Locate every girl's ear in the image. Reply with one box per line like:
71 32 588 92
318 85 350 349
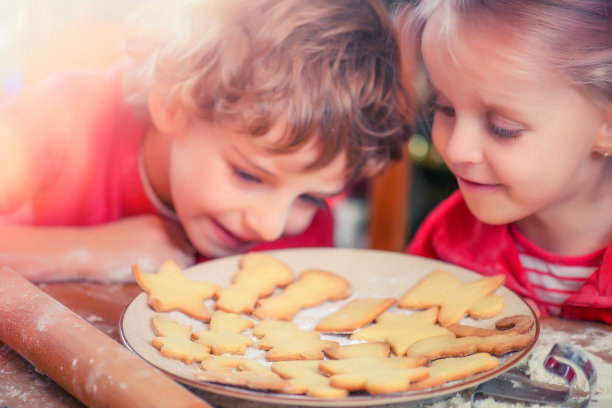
147 87 188 135
593 104 612 157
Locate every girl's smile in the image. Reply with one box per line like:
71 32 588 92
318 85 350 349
456 176 502 194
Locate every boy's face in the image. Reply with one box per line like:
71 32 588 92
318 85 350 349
165 119 347 258
421 9 609 228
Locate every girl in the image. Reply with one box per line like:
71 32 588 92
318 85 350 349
401 0 612 323
0 0 412 281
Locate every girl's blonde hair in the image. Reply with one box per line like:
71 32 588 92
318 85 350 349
399 0 612 109
121 0 413 180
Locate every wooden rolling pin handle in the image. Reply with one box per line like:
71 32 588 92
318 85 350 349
0 266 211 408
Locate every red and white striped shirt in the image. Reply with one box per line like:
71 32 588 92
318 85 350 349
510 224 603 316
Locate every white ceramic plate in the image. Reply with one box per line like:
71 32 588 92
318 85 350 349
120 248 539 407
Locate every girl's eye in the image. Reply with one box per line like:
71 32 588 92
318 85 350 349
431 102 455 117
487 122 522 139
233 167 262 184
298 194 326 207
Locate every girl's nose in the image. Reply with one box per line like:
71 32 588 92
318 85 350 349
443 117 484 165
244 198 291 242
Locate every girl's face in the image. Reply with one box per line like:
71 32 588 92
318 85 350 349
421 10 610 227
166 120 346 258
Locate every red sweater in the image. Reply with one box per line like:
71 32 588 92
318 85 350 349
407 190 612 324
1 67 334 258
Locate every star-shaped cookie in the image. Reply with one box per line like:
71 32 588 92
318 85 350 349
151 315 211 364
318 356 429 395
133 260 220 322
350 307 454 356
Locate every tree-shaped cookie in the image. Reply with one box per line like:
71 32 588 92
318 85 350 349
134 260 220 322
350 307 454 356
318 356 429 395
215 253 294 314
398 270 506 326
151 315 211 364
192 310 254 355
253 269 351 321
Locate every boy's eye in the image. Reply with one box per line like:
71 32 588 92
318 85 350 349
431 102 455 117
298 194 326 207
233 167 262 184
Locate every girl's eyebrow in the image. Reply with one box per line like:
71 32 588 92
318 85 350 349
427 81 444 98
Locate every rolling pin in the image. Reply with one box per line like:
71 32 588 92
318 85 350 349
0 266 212 408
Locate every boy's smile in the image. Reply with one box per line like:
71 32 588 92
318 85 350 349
146 118 347 258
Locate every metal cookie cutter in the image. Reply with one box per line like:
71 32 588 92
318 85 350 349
472 343 597 407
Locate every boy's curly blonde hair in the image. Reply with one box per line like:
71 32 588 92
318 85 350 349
121 0 413 180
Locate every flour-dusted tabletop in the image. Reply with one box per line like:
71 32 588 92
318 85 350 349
1 281 611 408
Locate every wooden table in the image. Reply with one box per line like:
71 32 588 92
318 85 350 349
1 282 611 408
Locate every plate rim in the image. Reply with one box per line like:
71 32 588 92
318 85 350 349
119 247 540 407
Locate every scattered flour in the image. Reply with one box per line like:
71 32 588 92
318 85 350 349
136 297 612 408
421 323 612 408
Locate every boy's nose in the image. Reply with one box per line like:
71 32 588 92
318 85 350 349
244 199 290 242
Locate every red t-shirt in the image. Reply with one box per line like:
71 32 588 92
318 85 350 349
407 190 612 324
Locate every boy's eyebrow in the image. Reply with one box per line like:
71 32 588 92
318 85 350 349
233 147 347 197
233 148 276 177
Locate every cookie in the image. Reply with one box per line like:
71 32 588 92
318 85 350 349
150 315 211 365
215 253 294 314
447 314 535 338
398 270 506 326
192 310 254 355
134 260 220 322
409 353 499 390
271 360 349 398
196 356 291 391
323 342 391 360
318 356 429 395
253 269 351 321
252 319 299 338
315 297 396 333
350 307 455 356
406 332 535 360
254 319 338 361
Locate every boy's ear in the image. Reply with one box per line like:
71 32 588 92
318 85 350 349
593 104 612 157
147 87 188 135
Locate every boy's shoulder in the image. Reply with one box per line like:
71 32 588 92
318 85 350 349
2 66 123 146
34 66 120 118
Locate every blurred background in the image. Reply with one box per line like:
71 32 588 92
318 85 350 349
0 0 457 250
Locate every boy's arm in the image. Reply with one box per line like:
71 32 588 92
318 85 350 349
0 215 196 282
